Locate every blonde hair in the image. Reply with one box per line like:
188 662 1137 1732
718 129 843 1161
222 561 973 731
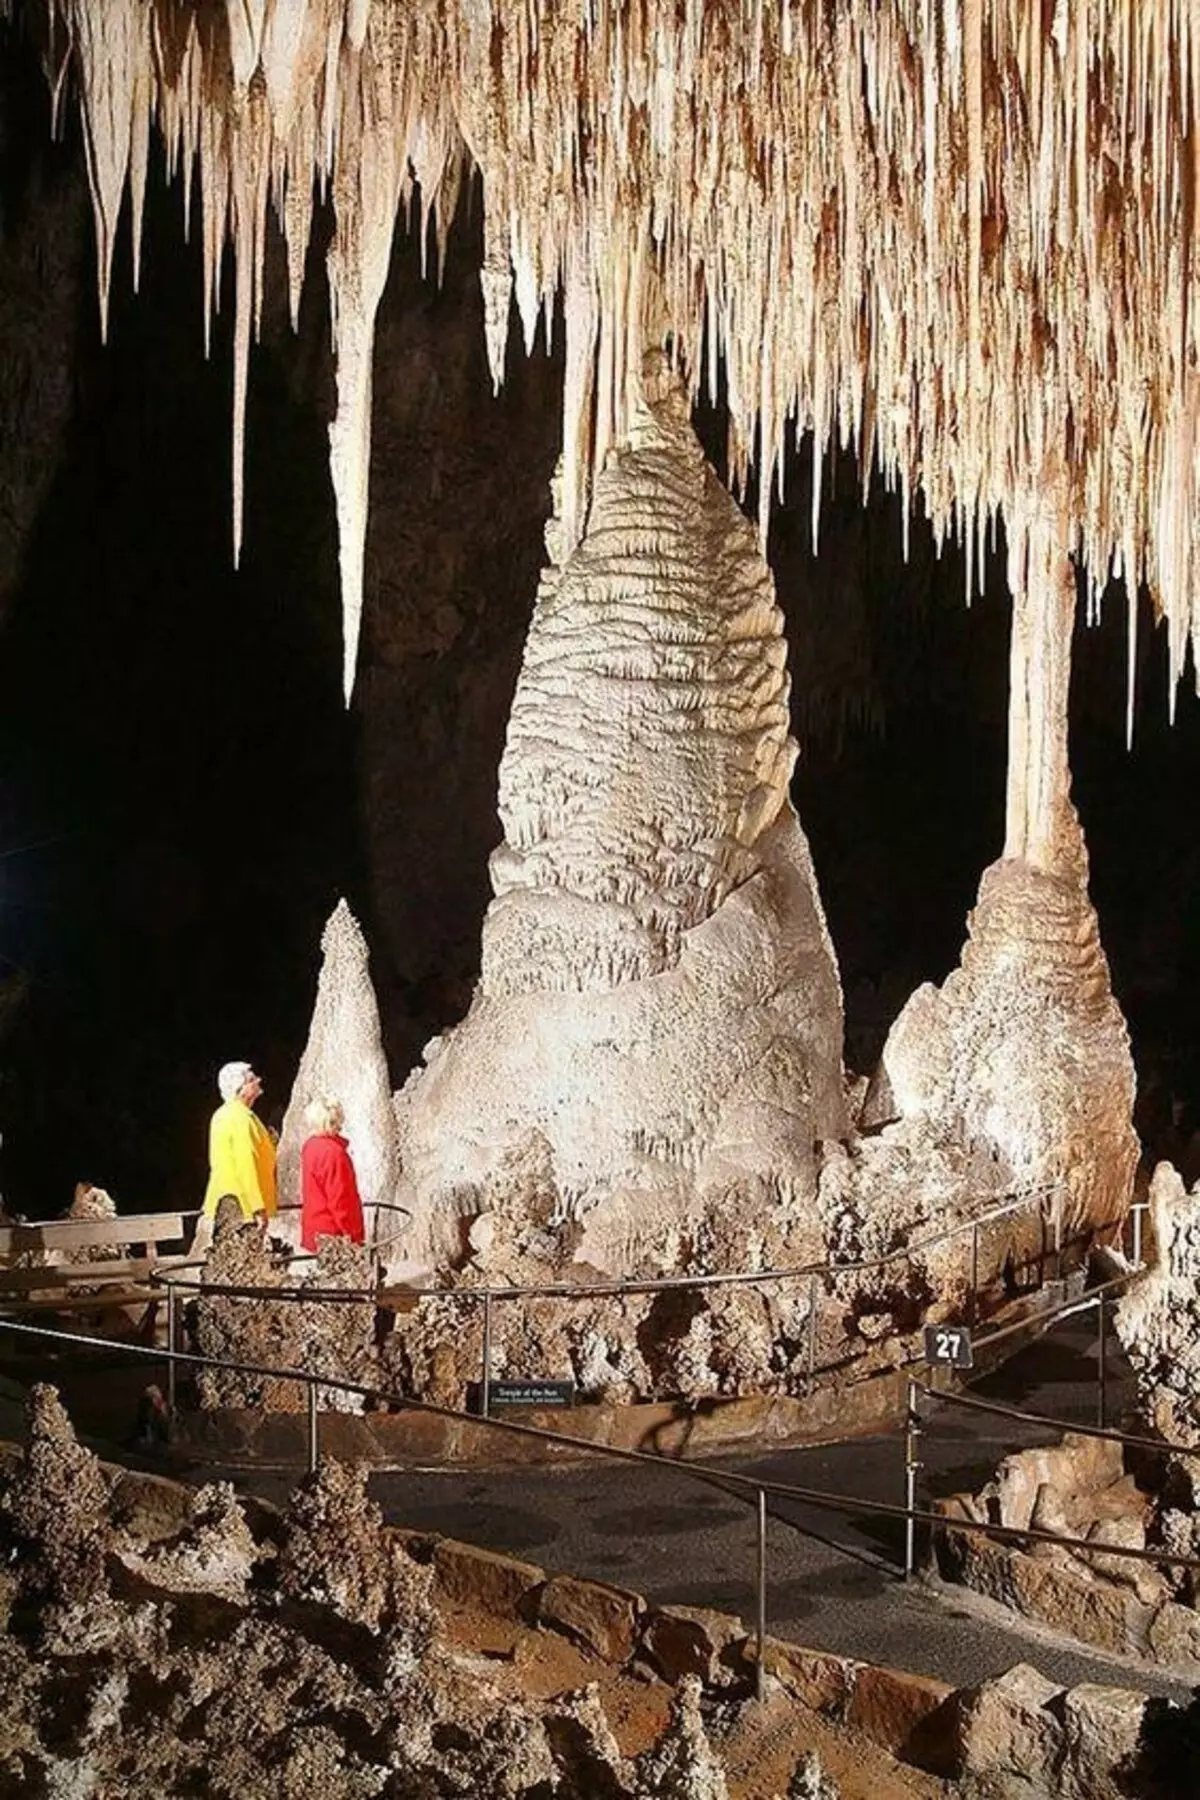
304 1095 344 1136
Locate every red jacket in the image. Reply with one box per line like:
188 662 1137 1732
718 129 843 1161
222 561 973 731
299 1133 366 1253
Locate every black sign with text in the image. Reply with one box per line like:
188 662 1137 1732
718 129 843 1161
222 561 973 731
487 1379 577 1409
923 1323 974 1370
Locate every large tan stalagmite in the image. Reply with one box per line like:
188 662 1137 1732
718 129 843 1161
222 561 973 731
873 481 1137 1236
394 365 846 1275
278 898 399 1247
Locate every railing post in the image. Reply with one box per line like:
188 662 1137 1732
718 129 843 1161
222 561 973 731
480 1290 492 1418
968 1219 980 1328
306 1379 319 1475
1132 1202 1144 1271
755 1486 768 1701
1054 1189 1065 1286
805 1272 818 1398
904 1377 921 1580
166 1283 178 1419
1097 1294 1108 1430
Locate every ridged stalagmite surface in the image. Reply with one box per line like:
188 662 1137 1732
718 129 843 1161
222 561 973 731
33 3 1200 705
278 898 398 1246
395 372 846 1273
872 490 1137 1236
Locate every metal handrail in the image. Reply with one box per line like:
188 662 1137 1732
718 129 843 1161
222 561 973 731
914 1375 1200 1462
155 1182 1061 1306
152 1182 1080 1413
1 1295 1197 1707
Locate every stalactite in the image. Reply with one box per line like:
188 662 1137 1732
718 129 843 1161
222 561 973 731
34 1 1200 708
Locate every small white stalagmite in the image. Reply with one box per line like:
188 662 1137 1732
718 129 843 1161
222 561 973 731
278 898 399 1251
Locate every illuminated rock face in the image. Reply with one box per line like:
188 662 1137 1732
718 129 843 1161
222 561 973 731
395 376 846 1273
278 899 399 1248
867 496 1137 1240
1116 1162 1200 1447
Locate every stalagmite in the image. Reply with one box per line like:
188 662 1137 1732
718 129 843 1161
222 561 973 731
278 898 399 1249
34 4 1200 710
393 355 846 1275
869 472 1138 1238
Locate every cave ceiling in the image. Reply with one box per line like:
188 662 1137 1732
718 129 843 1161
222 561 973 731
16 0 1200 717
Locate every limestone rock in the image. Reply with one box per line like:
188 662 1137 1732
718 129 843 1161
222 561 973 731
118 1481 257 1600
394 374 845 1276
1115 1161 1200 1446
878 837 1136 1243
783 1750 841 1799
539 1572 643 1664
278 898 399 1249
633 1674 729 1800
951 1663 1065 1789
1 1385 111 1609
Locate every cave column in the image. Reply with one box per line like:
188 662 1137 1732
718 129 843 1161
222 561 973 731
1002 471 1078 876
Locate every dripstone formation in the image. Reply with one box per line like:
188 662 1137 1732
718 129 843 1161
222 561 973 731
396 367 846 1277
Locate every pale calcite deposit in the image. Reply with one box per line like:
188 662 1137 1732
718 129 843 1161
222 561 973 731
278 898 399 1250
42 7 1200 705
1115 1161 1200 1449
394 369 845 1275
863 489 1137 1242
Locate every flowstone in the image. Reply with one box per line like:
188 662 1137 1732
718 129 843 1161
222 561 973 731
395 367 845 1278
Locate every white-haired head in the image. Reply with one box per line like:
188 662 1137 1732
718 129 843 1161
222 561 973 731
304 1095 344 1136
217 1060 255 1103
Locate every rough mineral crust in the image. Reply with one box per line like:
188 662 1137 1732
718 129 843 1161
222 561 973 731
867 816 1137 1240
864 502 1136 1245
394 366 845 1276
1115 1161 1200 1447
193 1220 378 1412
277 898 399 1250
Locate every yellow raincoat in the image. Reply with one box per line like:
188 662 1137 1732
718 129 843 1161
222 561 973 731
202 1098 277 1220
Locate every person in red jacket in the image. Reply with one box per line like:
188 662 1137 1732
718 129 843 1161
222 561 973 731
299 1096 366 1253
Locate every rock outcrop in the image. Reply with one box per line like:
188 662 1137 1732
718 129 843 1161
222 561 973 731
1115 1161 1200 1447
934 1425 1200 1676
395 365 846 1277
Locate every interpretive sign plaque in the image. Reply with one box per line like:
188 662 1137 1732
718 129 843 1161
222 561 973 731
486 1379 576 1409
923 1323 974 1370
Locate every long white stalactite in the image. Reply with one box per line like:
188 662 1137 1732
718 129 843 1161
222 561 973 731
31 1 1200 705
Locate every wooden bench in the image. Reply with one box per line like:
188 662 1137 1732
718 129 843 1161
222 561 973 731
0 1213 193 1331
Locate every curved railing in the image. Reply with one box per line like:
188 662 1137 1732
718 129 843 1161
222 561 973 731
148 1180 1120 1418
0 1264 1192 1705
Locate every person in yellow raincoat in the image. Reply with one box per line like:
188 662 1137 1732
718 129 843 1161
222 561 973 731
202 1060 277 1226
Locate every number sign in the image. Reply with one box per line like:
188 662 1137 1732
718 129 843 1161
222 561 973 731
923 1323 974 1370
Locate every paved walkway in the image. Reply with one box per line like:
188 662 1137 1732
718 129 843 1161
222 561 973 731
3 1312 1196 1702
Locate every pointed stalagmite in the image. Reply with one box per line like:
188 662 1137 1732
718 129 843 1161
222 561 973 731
278 898 399 1249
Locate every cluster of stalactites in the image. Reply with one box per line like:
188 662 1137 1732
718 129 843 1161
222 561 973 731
31 1 1200 708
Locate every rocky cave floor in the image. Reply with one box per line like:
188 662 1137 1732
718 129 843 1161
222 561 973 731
1 1360 1199 1799
0 1384 941 1800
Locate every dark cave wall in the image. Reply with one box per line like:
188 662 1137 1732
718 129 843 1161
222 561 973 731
0 28 1196 1215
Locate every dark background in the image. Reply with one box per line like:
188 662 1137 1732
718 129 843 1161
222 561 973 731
0 32 1194 1216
